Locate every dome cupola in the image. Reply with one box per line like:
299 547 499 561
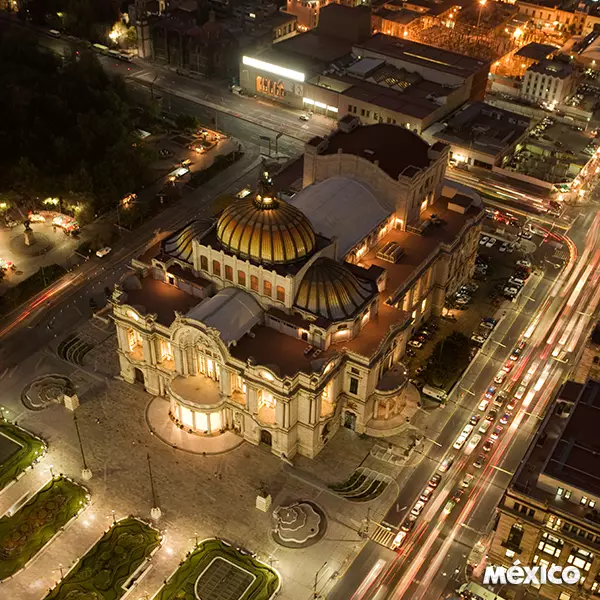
216 181 316 265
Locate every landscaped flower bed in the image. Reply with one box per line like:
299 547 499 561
44 517 161 600
156 538 280 600
0 421 46 492
0 476 88 579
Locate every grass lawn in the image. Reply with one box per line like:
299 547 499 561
45 517 161 600
156 538 280 600
0 476 88 579
0 421 46 492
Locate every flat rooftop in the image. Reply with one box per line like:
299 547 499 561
355 34 488 80
121 276 202 327
528 58 574 80
265 30 353 67
512 379 600 519
515 42 559 62
360 196 482 304
432 101 530 158
311 67 453 121
318 123 433 179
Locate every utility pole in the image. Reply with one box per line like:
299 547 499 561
147 452 161 520
74 413 92 480
275 132 282 158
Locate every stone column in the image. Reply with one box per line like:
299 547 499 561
174 345 184 373
142 336 152 363
247 386 258 414
276 399 284 428
116 325 130 352
220 368 232 397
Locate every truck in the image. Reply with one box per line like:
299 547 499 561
422 385 448 403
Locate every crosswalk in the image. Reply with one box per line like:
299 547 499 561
370 522 397 548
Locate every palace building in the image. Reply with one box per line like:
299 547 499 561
112 118 483 459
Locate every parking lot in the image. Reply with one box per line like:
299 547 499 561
405 220 538 391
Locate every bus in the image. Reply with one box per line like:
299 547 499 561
92 44 109 55
422 385 448 403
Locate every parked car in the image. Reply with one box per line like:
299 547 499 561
480 320 496 330
499 242 510 253
401 519 415 532
479 236 489 246
517 259 532 269
486 238 497 248
509 276 525 287
420 487 434 503
520 231 533 240
408 339 424 349
471 334 487 345
504 286 519 296
299 114 310 121
510 341 527 361
411 501 425 517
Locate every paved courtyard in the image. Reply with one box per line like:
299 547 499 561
0 321 407 600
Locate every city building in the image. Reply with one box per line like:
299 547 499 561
240 9 490 132
521 57 577 107
488 378 600 599
516 0 600 37
112 119 483 460
285 0 367 31
572 322 600 383
425 102 531 168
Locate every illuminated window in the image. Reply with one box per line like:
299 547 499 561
264 281 272 297
128 328 142 352
538 532 563 558
238 271 246 286
505 549 515 558
160 340 173 361
421 298 427 312
276 285 285 302
251 275 258 291
225 265 233 281
557 487 564 497
506 523 524 550
212 260 221 276
582 496 589 505
200 256 208 271
567 547 593 572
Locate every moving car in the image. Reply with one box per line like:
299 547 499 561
420 487 434 503
470 414 481 426
491 425 504 440
429 473 442 488
96 247 112 258
484 386 497 399
465 434 482 454
452 489 465 503
520 231 533 240
478 398 490 411
443 500 456 514
486 409 498 422
494 371 506 385
510 341 527 361
299 114 310 121
506 398 517 411
478 420 491 435
473 454 486 469
438 456 454 473
502 361 514 373
482 439 494 453
408 339 424 349
461 473 475 488
514 384 527 400
500 412 512 425
411 501 425 517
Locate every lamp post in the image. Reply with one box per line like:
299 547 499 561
74 413 92 481
147 452 161 520
313 561 328 599
476 0 487 29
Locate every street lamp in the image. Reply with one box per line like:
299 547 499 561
147 452 161 520
477 0 487 29
73 413 92 481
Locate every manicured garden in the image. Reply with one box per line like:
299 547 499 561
0 421 46 492
329 467 389 502
0 476 88 579
44 517 161 600
156 538 280 600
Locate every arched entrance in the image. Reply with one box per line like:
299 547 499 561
344 411 357 430
260 429 273 446
134 368 145 385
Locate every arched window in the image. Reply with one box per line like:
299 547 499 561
212 260 221 276
276 285 285 302
251 275 259 291
225 265 233 281
238 271 246 286
264 281 272 297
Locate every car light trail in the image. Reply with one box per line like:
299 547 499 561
351 559 387 600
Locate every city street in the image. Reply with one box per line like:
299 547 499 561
328 207 600 600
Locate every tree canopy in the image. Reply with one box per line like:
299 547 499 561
0 28 150 212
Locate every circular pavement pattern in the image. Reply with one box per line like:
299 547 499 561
21 374 74 411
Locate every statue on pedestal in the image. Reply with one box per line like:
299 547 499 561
23 219 36 246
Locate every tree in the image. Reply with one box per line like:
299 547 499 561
175 113 200 132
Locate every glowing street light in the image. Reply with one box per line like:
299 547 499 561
513 27 523 39
477 0 487 29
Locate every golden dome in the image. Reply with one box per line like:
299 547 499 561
295 258 375 321
216 195 316 265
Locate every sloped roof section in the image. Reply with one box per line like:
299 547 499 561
163 219 213 264
289 177 392 257
185 288 263 345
